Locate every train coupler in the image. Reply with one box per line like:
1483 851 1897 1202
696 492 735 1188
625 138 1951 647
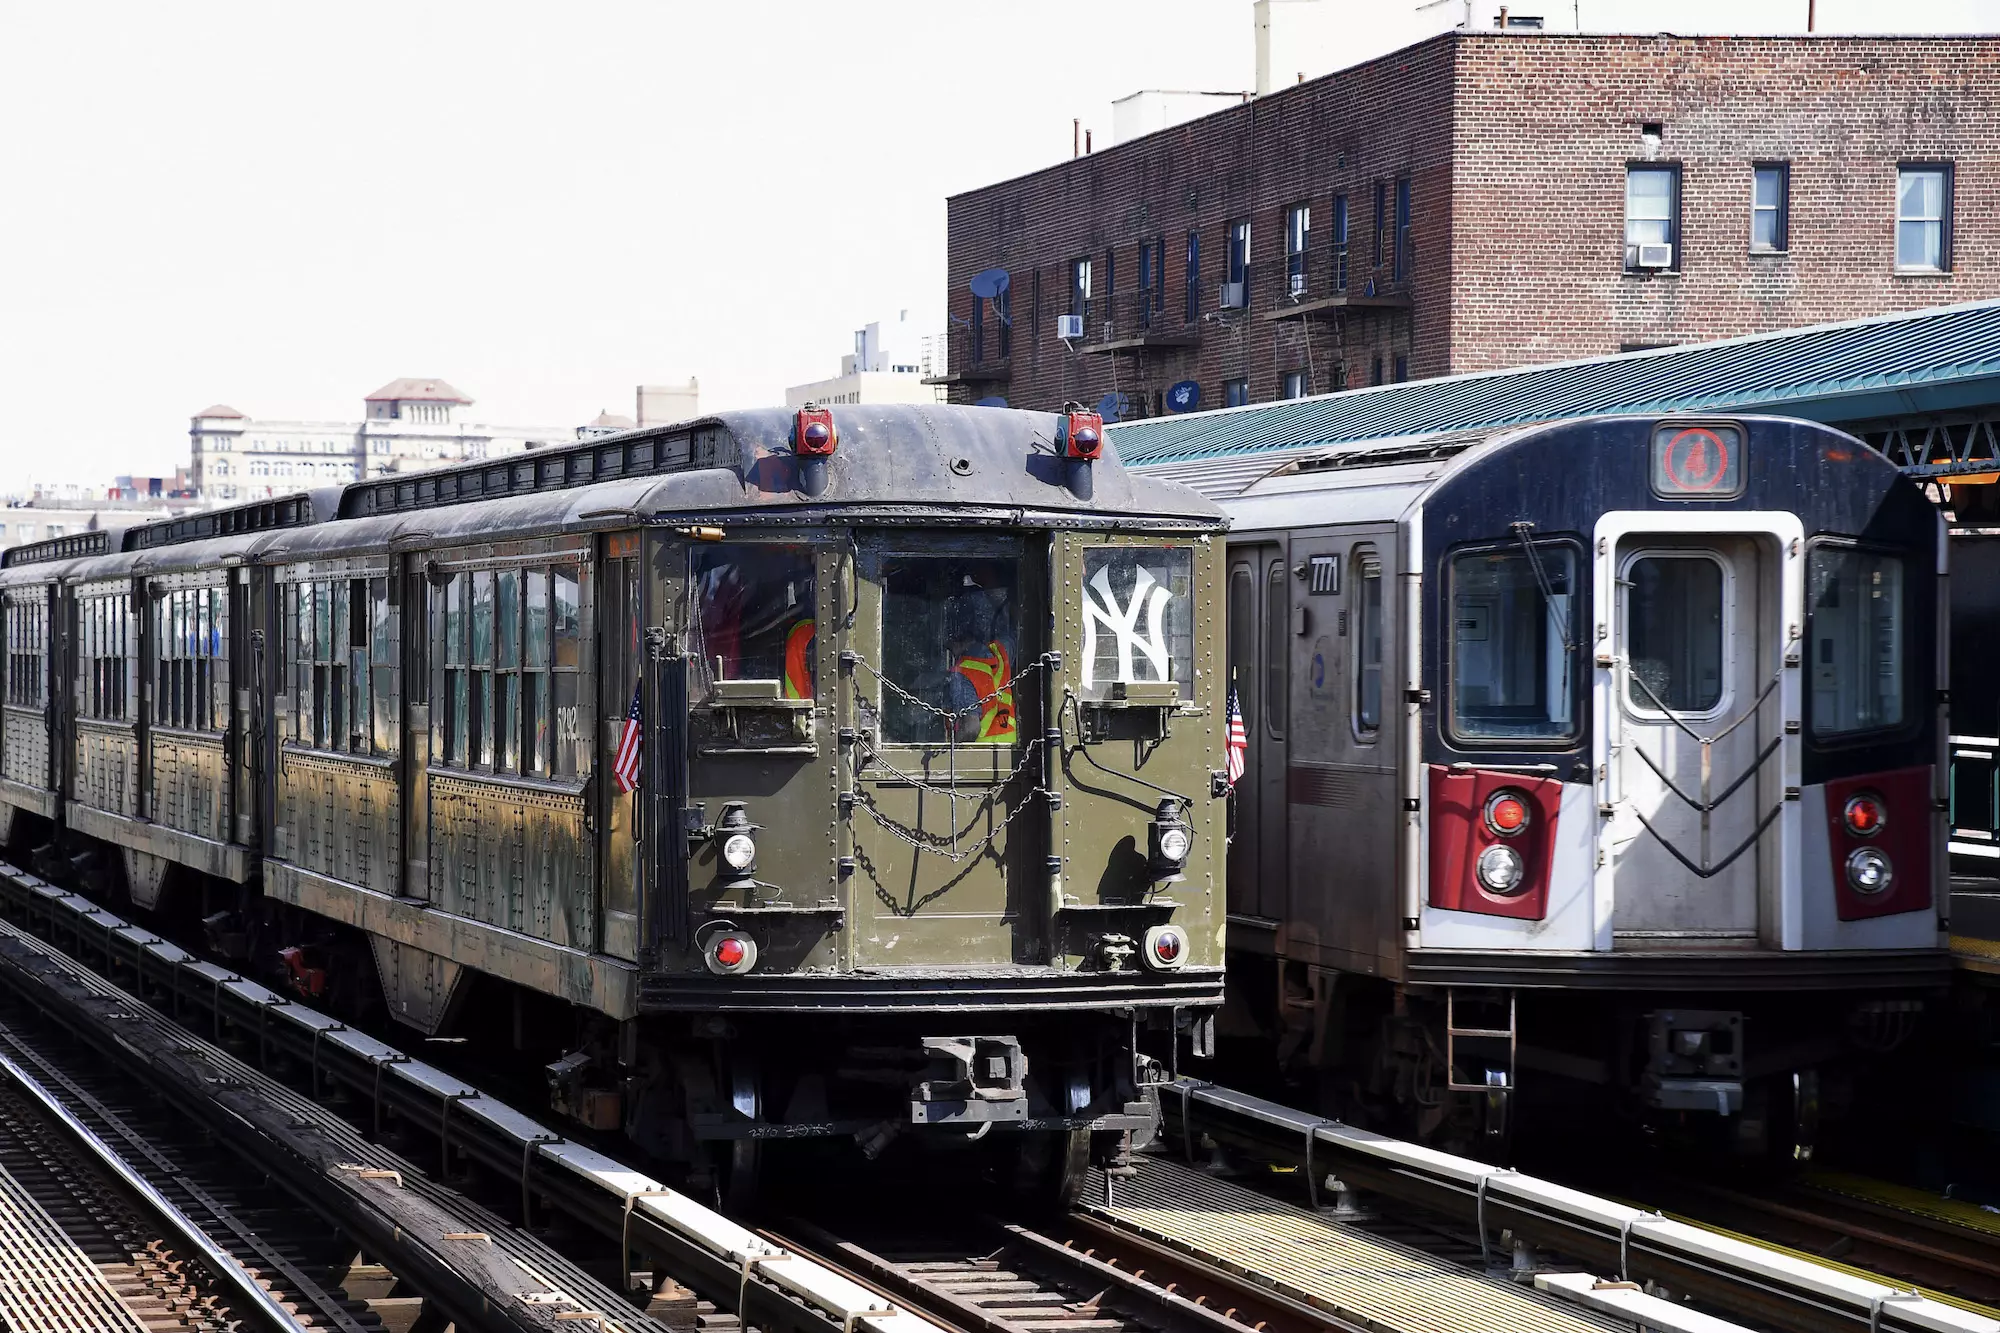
910 1035 1029 1125
1642 1009 1745 1114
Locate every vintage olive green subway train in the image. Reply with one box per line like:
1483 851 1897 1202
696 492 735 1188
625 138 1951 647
0 405 1227 1189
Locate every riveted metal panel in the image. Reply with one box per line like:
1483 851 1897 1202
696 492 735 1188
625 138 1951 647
148 732 230 846
2 710 49 794
73 720 140 818
428 773 595 949
276 749 401 896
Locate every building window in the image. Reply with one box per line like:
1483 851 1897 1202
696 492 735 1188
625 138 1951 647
995 283 1011 358
1224 377 1250 407
1332 194 1349 292
1184 231 1200 322
1751 163 1789 253
1137 236 1165 328
1285 203 1310 297
1370 356 1383 386
1282 370 1306 399
1393 178 1411 282
1223 219 1250 307
1897 164 1952 271
1624 164 1681 270
1070 257 1092 324
1393 354 1408 382
1373 180 1387 267
1102 246 1115 328
970 292 984 364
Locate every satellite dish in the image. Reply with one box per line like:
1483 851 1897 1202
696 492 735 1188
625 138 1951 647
968 268 1011 300
1166 381 1202 413
1096 391 1131 424
973 395 1009 409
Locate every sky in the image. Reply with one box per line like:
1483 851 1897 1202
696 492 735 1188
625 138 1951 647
1 0 1995 492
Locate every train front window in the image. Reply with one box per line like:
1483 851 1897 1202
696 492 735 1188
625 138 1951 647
1625 555 1725 714
1081 547 1193 700
690 546 817 701
1808 547 1905 737
880 556 1021 745
1449 544 1578 742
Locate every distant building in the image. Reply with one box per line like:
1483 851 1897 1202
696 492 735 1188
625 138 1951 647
940 27 2000 418
0 473 202 554
188 379 574 502
638 379 701 426
785 312 944 409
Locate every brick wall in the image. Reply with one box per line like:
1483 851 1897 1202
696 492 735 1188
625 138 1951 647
1448 35 2000 372
942 32 2000 416
942 34 1459 416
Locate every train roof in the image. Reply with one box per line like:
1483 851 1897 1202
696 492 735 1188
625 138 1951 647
0 405 1221 582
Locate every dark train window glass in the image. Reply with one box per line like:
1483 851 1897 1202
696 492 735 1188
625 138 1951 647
9 596 46 708
1808 547 1905 737
553 568 581 671
1227 566 1255 722
1626 555 1724 714
1079 547 1193 698
496 568 519 772
880 555 1019 745
1356 553 1383 736
1449 545 1579 742
525 568 549 776
370 579 396 755
471 570 493 767
690 546 817 700
1264 562 1286 739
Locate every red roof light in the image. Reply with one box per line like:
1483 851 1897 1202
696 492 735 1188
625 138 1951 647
1064 410 1104 461
795 407 837 457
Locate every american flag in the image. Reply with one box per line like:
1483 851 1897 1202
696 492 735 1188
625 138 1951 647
612 683 643 793
1224 685 1247 786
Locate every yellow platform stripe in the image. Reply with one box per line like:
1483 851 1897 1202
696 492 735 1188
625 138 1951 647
1801 1170 2000 1239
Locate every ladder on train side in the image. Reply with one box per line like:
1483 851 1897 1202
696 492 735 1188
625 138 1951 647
1445 988 1516 1142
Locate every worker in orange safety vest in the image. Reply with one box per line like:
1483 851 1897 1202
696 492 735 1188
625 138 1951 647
953 641 1015 743
783 619 815 699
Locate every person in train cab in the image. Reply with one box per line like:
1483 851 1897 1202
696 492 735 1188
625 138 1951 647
947 562 1017 743
783 616 815 699
696 558 747 678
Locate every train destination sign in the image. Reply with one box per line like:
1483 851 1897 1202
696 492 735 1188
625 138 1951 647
1652 422 1744 498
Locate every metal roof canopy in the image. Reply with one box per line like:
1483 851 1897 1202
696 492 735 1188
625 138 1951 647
1108 299 2000 479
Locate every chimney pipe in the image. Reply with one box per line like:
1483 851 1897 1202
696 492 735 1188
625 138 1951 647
1073 118 1080 158
1085 128 1093 153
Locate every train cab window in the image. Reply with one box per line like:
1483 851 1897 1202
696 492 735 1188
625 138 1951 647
1448 544 1578 742
1264 562 1287 738
690 546 818 700
1625 555 1724 714
1807 547 1905 737
1080 547 1193 697
880 555 1020 745
1355 553 1383 736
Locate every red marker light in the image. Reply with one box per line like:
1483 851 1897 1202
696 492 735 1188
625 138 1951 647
714 937 747 968
1844 793 1885 837
1064 410 1105 461
795 407 837 457
1484 790 1530 837
1153 931 1182 963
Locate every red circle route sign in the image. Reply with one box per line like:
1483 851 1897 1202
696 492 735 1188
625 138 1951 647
1661 427 1731 492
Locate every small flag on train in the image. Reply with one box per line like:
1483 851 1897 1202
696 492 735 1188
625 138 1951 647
1225 684 1247 786
613 682 643 793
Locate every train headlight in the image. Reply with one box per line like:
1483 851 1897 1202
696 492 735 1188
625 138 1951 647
1484 789 1531 838
1846 847 1893 895
704 931 758 976
1149 798 1193 875
1142 924 1187 971
1843 793 1886 838
715 803 758 874
1475 844 1526 895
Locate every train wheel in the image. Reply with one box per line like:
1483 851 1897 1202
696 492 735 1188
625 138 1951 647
1007 1128 1090 1211
716 1057 763 1216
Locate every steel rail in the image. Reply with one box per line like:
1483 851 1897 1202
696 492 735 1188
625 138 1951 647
0 862 948 1333
0 1042 309 1333
1159 1080 2000 1333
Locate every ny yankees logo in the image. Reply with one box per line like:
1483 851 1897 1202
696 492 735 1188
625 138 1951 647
1082 564 1174 686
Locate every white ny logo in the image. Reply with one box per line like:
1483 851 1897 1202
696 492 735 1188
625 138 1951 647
1082 564 1172 686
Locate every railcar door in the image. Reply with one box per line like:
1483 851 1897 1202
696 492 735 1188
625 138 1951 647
1606 532 1789 942
1223 541 1288 925
843 535 1043 966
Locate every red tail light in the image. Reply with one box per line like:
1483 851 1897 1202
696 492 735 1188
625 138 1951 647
1142 924 1186 971
794 407 837 457
1843 792 1885 837
1484 789 1531 837
1064 410 1104 460
704 932 758 976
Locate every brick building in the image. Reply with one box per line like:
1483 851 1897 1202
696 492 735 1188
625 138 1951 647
937 32 2000 418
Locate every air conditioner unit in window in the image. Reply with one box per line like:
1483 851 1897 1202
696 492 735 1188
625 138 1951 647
1288 272 1307 297
1056 314 1083 339
1101 321 1115 342
1219 281 1246 309
1634 242 1674 269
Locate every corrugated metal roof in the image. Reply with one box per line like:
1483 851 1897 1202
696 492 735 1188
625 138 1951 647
1110 299 2000 466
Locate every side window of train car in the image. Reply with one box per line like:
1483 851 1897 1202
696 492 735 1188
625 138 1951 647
152 588 223 731
1264 561 1287 738
285 577 396 757
6 596 46 708
1806 544 1906 737
1447 541 1581 744
880 554 1022 745
1354 550 1383 739
78 592 133 722
689 545 818 702
438 564 584 779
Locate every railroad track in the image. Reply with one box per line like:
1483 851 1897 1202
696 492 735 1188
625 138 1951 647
0 1003 392 1332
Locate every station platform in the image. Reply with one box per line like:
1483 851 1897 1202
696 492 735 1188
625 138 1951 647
1082 1158 1618 1333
